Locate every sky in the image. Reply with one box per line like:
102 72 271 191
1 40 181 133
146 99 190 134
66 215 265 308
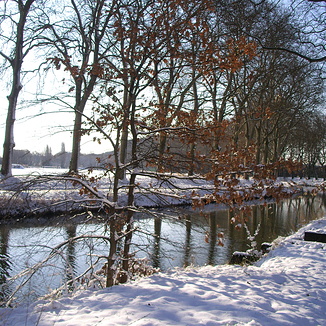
0 72 111 155
0 11 110 157
0 107 107 155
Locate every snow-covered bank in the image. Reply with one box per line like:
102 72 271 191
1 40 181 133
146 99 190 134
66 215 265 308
1 217 326 326
1 167 325 218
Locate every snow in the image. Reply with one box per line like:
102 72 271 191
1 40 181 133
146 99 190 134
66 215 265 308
1 167 325 217
1 217 326 326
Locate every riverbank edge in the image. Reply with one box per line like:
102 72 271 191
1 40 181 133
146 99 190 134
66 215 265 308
0 174 324 221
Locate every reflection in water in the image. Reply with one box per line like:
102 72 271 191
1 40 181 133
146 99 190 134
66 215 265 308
207 214 217 265
65 225 77 292
152 218 161 269
0 194 325 305
184 218 192 267
0 227 11 306
140 194 326 268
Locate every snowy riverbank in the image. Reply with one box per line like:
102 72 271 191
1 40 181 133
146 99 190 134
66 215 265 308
1 167 325 218
1 216 326 326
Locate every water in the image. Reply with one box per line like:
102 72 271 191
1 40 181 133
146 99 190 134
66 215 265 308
0 193 325 305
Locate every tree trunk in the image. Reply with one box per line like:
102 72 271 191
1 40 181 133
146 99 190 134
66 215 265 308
119 173 136 284
1 0 34 176
263 137 269 164
106 216 118 287
188 49 199 176
255 123 262 164
68 72 97 173
1 87 20 177
119 123 128 179
118 80 134 180
157 132 167 172
119 98 138 283
69 110 82 173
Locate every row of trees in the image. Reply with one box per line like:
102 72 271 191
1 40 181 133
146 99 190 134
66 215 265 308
0 0 325 178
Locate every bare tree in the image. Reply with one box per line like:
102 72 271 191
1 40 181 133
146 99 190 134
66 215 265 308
252 0 326 63
41 0 116 173
0 0 40 177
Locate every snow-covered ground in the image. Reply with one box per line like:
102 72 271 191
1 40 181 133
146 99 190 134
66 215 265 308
1 217 326 326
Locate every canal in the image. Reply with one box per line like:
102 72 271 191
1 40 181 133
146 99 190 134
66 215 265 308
0 193 325 306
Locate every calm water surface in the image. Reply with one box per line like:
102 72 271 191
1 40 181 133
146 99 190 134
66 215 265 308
0 194 325 305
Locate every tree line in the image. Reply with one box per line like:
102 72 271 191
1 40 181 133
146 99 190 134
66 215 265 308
0 0 325 178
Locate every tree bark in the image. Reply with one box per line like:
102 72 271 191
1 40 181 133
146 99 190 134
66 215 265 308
1 0 35 177
69 110 82 173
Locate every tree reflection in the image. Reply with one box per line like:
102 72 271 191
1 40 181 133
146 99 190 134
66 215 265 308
184 217 192 267
207 214 217 265
152 218 162 269
0 226 11 306
65 224 77 292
